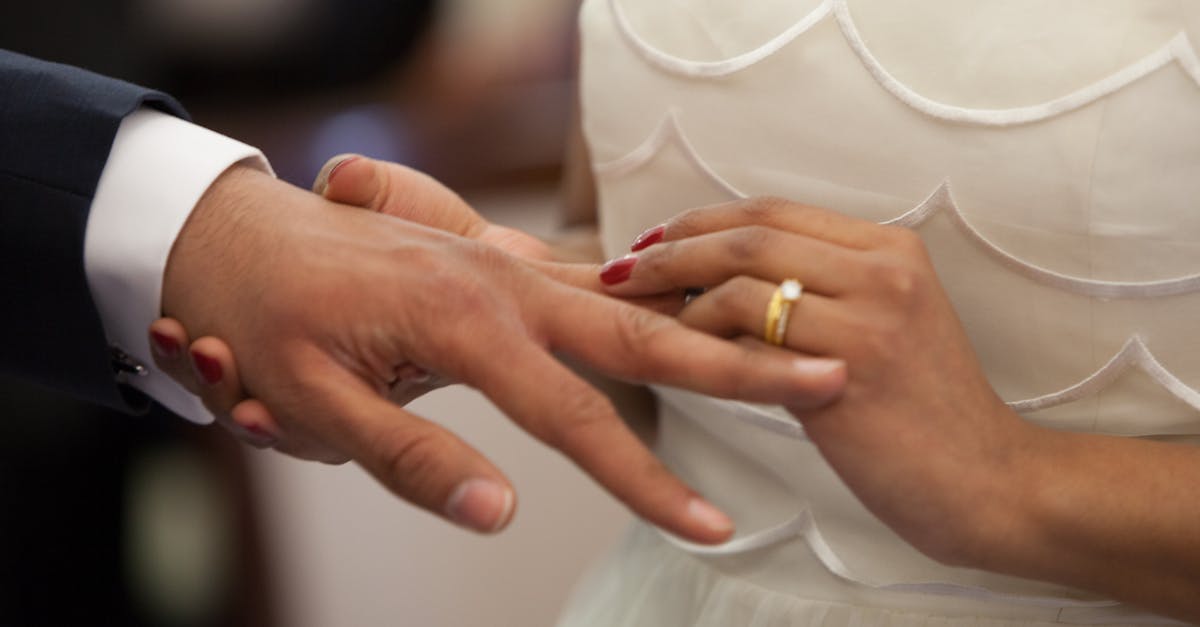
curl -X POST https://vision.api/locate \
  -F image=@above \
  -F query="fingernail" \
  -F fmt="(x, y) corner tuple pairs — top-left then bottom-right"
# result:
(313, 155), (361, 195)
(191, 352), (223, 386)
(327, 156), (359, 186)
(244, 425), (278, 448)
(150, 331), (180, 359)
(446, 479), (515, 533)
(687, 498), (734, 536)
(793, 358), (845, 377)
(600, 255), (638, 285)
(631, 224), (666, 252)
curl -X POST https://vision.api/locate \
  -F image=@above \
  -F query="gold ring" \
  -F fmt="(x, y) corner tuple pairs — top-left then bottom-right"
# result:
(764, 279), (803, 346)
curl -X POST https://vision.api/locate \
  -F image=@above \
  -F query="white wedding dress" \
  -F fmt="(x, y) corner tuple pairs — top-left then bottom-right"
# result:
(557, 0), (1200, 625)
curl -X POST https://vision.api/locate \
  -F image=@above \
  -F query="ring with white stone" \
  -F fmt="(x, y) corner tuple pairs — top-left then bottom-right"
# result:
(764, 279), (804, 346)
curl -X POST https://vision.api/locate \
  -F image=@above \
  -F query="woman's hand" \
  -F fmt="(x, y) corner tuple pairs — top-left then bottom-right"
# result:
(599, 197), (1041, 565)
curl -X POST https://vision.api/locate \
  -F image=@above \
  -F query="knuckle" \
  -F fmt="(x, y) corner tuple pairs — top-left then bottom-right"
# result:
(544, 392), (618, 451)
(725, 226), (773, 262)
(709, 277), (760, 319)
(379, 430), (448, 499)
(740, 196), (787, 225)
(668, 210), (703, 238)
(611, 306), (675, 379)
(638, 240), (677, 276)
(864, 253), (922, 304)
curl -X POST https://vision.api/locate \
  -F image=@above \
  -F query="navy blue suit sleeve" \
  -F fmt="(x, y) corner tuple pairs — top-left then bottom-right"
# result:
(0, 49), (188, 412)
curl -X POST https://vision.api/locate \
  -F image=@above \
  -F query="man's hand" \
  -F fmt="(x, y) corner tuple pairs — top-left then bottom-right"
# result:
(311, 154), (556, 262)
(157, 165), (845, 540)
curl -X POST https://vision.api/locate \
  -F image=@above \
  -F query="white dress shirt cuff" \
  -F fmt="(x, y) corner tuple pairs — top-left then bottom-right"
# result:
(84, 108), (273, 425)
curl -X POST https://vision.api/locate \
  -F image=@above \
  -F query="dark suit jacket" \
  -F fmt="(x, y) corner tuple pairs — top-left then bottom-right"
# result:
(0, 50), (186, 412)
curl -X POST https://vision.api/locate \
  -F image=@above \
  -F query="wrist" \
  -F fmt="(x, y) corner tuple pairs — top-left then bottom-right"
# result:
(161, 164), (277, 327)
(951, 413), (1055, 571)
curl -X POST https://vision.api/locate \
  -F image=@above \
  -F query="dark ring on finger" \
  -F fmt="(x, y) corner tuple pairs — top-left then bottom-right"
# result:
(683, 287), (707, 305)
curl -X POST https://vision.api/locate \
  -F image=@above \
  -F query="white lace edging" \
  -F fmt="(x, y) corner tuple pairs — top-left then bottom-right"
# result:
(608, 0), (1200, 126)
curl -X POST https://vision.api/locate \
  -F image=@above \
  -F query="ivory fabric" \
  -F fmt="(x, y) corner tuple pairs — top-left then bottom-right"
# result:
(561, 0), (1200, 624)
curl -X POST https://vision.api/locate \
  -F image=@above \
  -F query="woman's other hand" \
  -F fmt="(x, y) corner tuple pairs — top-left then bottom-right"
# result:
(599, 197), (1039, 566)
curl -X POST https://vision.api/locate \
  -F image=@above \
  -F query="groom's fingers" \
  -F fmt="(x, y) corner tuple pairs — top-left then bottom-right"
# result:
(542, 286), (847, 409)
(464, 332), (735, 545)
(320, 371), (518, 534)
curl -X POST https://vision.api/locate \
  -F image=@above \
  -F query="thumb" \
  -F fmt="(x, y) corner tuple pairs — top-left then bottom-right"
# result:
(313, 154), (484, 238)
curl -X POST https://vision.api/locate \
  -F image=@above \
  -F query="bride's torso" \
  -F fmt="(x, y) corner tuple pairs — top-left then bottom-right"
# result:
(580, 0), (1200, 620)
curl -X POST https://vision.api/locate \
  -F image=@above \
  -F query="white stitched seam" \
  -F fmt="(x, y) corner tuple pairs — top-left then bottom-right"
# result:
(608, 0), (1200, 126)
(609, 0), (831, 79)
(655, 508), (1118, 608)
(596, 119), (1200, 299)
(908, 183), (1200, 298)
(1010, 335), (1200, 414)
(593, 109), (748, 197)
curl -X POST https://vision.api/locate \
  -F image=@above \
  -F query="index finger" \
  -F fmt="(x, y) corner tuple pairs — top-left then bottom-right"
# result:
(657, 197), (889, 251)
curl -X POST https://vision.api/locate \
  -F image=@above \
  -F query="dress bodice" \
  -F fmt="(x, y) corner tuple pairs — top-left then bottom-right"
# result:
(579, 0), (1200, 618)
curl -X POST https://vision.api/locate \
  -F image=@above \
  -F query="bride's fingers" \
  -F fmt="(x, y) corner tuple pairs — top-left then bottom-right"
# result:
(600, 227), (864, 298)
(148, 318), (201, 395)
(677, 277), (848, 358)
(187, 337), (278, 449)
(186, 337), (242, 414)
(530, 260), (687, 314)
(654, 197), (888, 251)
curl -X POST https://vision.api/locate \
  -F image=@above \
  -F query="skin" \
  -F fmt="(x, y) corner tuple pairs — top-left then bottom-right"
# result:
(156, 150), (1200, 618)
(599, 198), (1200, 623)
(151, 162), (846, 539)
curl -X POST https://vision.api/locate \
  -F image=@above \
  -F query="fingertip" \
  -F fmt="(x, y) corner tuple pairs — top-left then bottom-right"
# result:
(685, 497), (735, 544)
(148, 318), (188, 360)
(444, 478), (517, 534)
(231, 399), (281, 444)
(189, 345), (224, 387)
(319, 156), (384, 208)
(312, 153), (364, 196)
(791, 357), (848, 408)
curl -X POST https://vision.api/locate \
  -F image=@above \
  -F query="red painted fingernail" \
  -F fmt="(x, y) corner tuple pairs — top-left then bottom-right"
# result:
(326, 156), (360, 188)
(244, 425), (277, 447)
(631, 224), (666, 252)
(150, 331), (180, 359)
(245, 425), (271, 438)
(600, 255), (638, 285)
(191, 352), (222, 386)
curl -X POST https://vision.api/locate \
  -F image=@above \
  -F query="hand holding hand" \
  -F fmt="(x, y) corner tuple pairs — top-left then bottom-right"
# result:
(150, 155), (674, 438)
(153, 169), (846, 541)
(150, 155), (550, 422)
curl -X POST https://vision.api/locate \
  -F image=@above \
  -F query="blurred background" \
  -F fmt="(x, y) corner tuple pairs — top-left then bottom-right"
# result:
(0, 1), (632, 625)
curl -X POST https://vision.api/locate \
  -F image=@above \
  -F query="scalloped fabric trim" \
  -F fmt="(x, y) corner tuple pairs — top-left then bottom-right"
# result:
(609, 0), (1200, 126)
